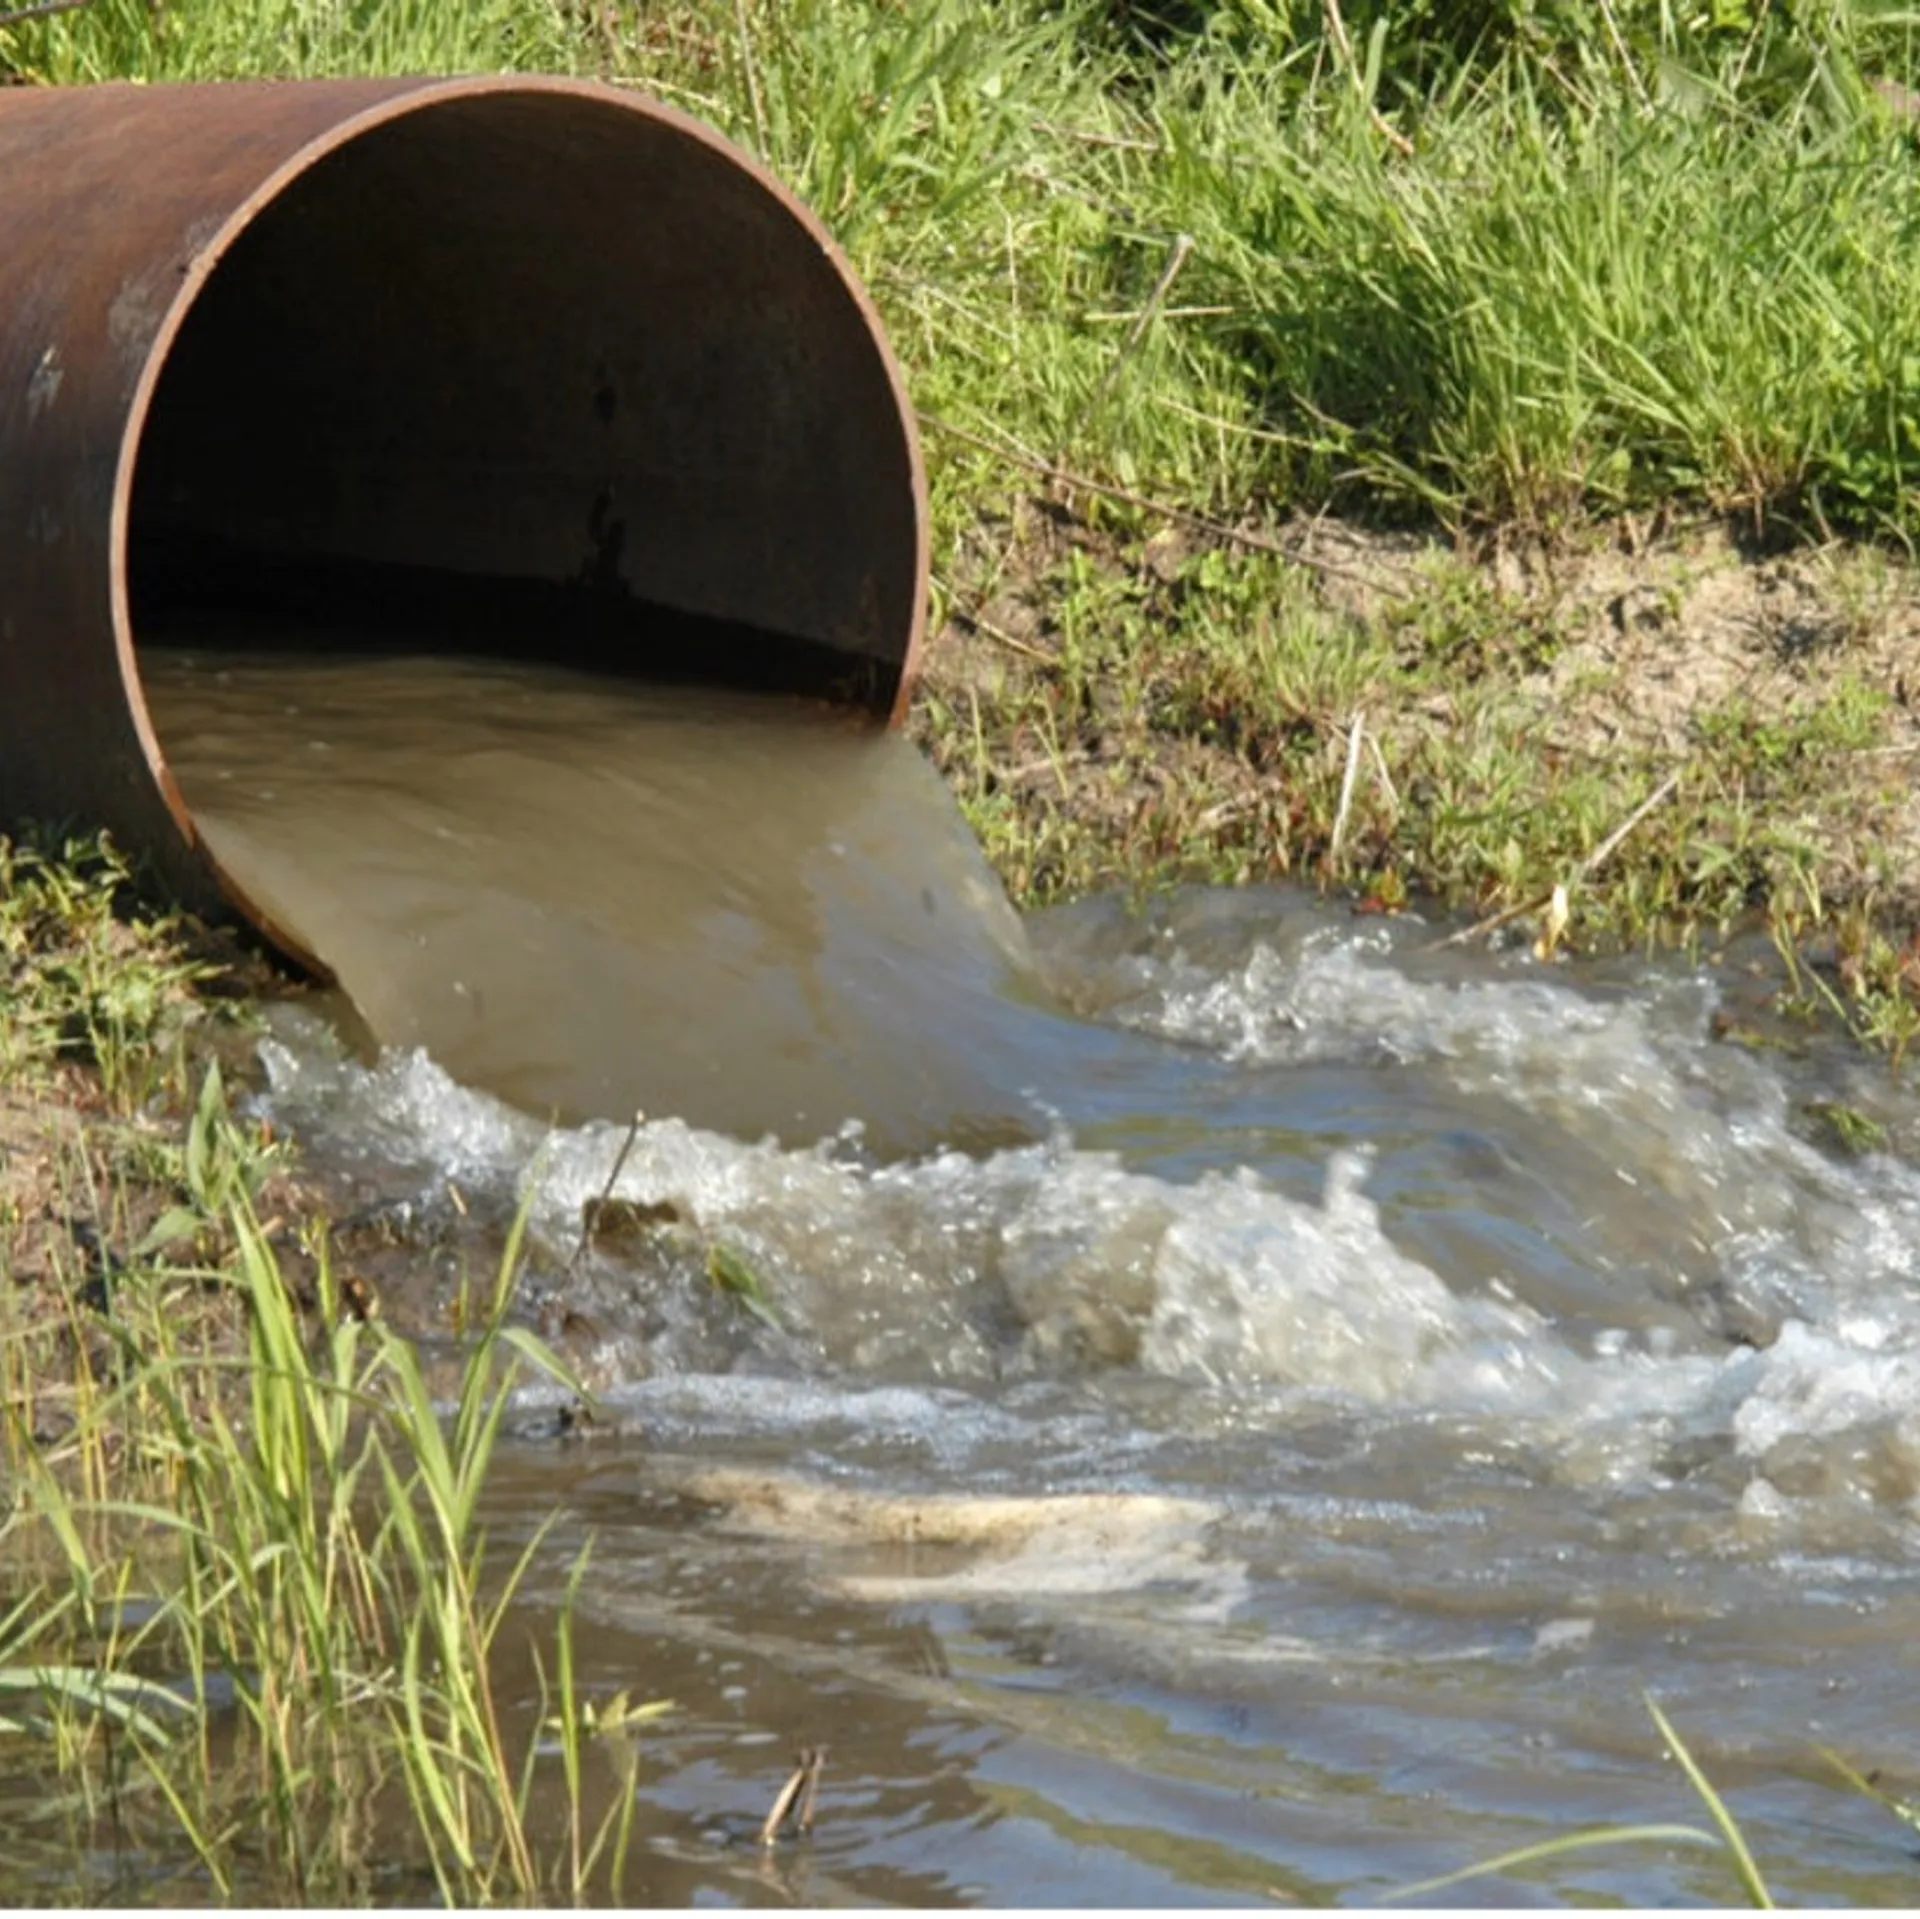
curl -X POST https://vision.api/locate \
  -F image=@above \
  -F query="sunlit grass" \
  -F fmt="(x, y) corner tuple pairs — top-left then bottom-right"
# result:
(1, 1119), (643, 1903)
(12, 1), (1920, 539)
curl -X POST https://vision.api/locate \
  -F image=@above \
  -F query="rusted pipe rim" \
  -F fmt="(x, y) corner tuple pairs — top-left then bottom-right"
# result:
(0, 75), (928, 970)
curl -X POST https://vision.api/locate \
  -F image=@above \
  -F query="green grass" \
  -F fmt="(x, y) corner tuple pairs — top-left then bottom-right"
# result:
(11, 0), (1920, 540)
(2, 1153), (638, 1904)
(0, 838), (639, 1903)
(0, 832), (224, 1110)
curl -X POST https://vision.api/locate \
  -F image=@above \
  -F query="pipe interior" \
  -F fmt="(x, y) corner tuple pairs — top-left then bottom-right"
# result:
(127, 91), (918, 712)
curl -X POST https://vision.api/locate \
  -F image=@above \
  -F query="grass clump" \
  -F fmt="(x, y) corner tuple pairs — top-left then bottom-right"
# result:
(0, 839), (645, 1903)
(2, 1167), (642, 1905)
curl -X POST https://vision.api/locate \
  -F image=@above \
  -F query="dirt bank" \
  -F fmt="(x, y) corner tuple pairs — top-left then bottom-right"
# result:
(910, 510), (1920, 1050)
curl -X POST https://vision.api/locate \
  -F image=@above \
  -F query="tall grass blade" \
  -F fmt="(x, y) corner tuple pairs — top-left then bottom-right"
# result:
(1386, 1822), (1718, 1902)
(1646, 1694), (1775, 1909)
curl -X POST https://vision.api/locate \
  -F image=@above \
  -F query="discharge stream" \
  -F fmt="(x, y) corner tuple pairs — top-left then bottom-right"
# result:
(144, 647), (1061, 1158)
(133, 645), (1920, 1905)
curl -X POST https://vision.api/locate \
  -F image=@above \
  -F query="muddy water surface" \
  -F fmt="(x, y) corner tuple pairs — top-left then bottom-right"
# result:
(144, 651), (1052, 1156)
(144, 649), (1920, 1904)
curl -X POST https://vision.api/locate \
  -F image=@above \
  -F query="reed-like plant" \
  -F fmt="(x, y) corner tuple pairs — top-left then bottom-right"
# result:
(0, 1107), (640, 1904)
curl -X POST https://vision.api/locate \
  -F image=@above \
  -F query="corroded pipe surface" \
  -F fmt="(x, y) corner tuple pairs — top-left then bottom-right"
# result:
(0, 77), (927, 964)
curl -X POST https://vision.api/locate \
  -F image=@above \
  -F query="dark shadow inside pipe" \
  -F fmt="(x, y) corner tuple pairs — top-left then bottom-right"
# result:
(126, 90), (920, 713)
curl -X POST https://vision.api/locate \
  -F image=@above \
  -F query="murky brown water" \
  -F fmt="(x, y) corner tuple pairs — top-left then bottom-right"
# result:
(130, 647), (1920, 1904)
(143, 651), (1050, 1157)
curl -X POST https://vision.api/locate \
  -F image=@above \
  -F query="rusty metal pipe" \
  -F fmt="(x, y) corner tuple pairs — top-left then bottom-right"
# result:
(0, 77), (928, 965)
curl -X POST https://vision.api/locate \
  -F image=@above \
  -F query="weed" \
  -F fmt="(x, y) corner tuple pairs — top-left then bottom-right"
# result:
(0, 1174), (642, 1904)
(0, 833), (220, 1111)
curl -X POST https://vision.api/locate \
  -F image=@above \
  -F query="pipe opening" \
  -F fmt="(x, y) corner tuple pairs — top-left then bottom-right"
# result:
(126, 87), (923, 715)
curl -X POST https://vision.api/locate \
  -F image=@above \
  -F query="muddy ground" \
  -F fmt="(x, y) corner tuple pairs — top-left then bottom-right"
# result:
(913, 512), (1920, 938)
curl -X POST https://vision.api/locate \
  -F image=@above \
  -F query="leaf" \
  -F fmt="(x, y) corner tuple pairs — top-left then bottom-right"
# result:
(135, 1206), (206, 1258)
(1386, 1823), (1718, 1903)
(1818, 1745), (1920, 1835)
(545, 1690), (675, 1739)
(706, 1243), (783, 1331)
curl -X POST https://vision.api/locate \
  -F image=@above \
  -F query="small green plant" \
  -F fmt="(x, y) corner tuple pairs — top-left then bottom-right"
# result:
(706, 1240), (783, 1331)
(1803, 1098), (1890, 1158)
(0, 832), (219, 1110)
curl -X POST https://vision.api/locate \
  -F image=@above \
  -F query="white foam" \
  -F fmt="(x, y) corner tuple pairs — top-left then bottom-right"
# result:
(249, 920), (1920, 1516)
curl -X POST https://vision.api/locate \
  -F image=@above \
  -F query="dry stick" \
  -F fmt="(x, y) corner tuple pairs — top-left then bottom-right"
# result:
(1084, 304), (1234, 324)
(934, 566), (1056, 664)
(1065, 231), (1194, 455)
(966, 606), (1055, 663)
(921, 414), (1412, 597)
(1577, 769), (1686, 877)
(1594, 0), (1653, 113)
(569, 1110), (644, 1271)
(732, 0), (768, 155)
(1427, 769), (1684, 953)
(793, 1745), (827, 1834)
(1327, 712), (1366, 872)
(759, 1747), (827, 1848)
(1320, 0), (1417, 158)
(1366, 730), (1400, 816)
(0, 0), (90, 26)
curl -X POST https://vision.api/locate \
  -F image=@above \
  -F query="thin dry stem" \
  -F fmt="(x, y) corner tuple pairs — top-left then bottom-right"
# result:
(0, 0), (91, 28)
(1327, 712), (1366, 872)
(571, 1111), (644, 1270)
(1066, 231), (1195, 450)
(1321, 0), (1417, 156)
(732, 0), (768, 154)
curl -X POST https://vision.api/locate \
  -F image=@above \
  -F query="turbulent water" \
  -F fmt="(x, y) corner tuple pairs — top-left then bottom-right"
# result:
(144, 649), (1920, 1904)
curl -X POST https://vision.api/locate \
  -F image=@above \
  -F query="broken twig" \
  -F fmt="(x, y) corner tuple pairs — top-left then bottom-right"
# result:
(1574, 769), (1684, 879)
(1065, 230), (1195, 452)
(0, 0), (92, 27)
(962, 606), (1054, 663)
(1326, 711), (1366, 873)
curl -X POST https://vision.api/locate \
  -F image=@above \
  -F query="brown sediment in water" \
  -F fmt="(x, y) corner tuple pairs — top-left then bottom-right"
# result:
(139, 645), (1060, 1158)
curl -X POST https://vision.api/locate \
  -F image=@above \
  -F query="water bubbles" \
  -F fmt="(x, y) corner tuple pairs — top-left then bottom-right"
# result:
(245, 881), (1920, 1552)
